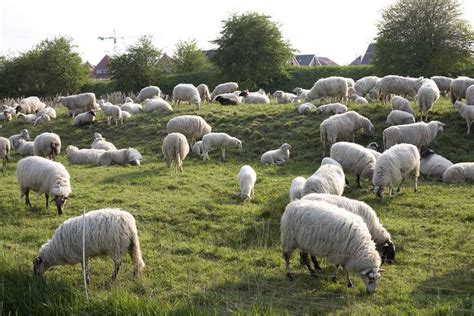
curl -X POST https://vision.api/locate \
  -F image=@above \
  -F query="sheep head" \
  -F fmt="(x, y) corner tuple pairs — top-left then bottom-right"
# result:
(54, 196), (68, 215)
(360, 268), (383, 294)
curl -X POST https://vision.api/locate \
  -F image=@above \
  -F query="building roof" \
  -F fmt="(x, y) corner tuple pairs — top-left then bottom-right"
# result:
(294, 54), (339, 66)
(92, 55), (110, 80)
(95, 55), (110, 70)
(316, 56), (338, 66)
(349, 55), (362, 66)
(360, 43), (375, 65)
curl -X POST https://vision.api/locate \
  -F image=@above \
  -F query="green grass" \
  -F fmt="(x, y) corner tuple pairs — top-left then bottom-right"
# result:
(0, 98), (473, 315)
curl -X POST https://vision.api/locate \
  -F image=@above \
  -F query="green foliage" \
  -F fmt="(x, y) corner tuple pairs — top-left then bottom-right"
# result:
(157, 70), (220, 95)
(109, 36), (162, 93)
(81, 80), (116, 96)
(173, 39), (211, 74)
(374, 0), (474, 76)
(212, 12), (294, 89)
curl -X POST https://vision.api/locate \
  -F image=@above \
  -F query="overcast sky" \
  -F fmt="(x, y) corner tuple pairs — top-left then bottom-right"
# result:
(1, 0), (473, 66)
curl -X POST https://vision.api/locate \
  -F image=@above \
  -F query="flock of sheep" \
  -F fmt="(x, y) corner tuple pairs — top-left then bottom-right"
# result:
(0, 73), (473, 293)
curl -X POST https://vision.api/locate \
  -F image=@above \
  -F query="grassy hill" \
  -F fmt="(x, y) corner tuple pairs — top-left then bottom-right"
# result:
(0, 98), (473, 314)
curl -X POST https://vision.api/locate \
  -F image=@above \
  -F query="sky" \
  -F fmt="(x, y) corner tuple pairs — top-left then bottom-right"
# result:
(1, 0), (473, 66)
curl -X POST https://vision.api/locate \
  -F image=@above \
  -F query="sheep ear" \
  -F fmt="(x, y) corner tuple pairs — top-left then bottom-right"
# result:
(439, 122), (446, 127)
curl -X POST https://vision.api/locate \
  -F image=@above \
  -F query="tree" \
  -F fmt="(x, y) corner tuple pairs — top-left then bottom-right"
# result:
(212, 12), (293, 89)
(374, 0), (474, 76)
(109, 36), (162, 93)
(173, 39), (210, 73)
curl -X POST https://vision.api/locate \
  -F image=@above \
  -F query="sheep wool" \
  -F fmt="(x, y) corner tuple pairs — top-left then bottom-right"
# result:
(15, 96), (46, 114)
(17, 113), (37, 124)
(416, 79), (440, 121)
(97, 148), (142, 166)
(66, 145), (105, 165)
(121, 102), (143, 114)
(197, 83), (211, 102)
(298, 103), (315, 114)
(378, 75), (424, 102)
(33, 132), (61, 159)
(289, 176), (307, 201)
(273, 90), (299, 103)
(9, 129), (30, 150)
(390, 96), (415, 115)
(383, 121), (445, 149)
(210, 82), (239, 100)
(162, 133), (190, 172)
(55, 93), (97, 117)
(143, 98), (173, 113)
(386, 110), (416, 126)
(0, 137), (11, 173)
(166, 115), (212, 142)
(453, 101), (474, 134)
(238, 165), (257, 202)
(354, 76), (379, 97)
(450, 77), (474, 103)
(33, 114), (51, 126)
(37, 106), (57, 119)
(316, 103), (348, 114)
(172, 84), (201, 109)
(261, 143), (292, 165)
(466, 85), (474, 105)
(442, 163), (474, 184)
(137, 86), (161, 102)
(192, 141), (203, 157)
(430, 76), (453, 95)
(419, 147), (453, 181)
(91, 133), (117, 151)
(239, 91), (270, 104)
(74, 110), (96, 127)
(99, 101), (123, 126)
(305, 77), (348, 102)
(302, 163), (346, 196)
(17, 139), (35, 157)
(201, 132), (242, 161)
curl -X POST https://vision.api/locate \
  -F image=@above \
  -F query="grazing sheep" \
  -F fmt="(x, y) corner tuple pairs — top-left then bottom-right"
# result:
(281, 199), (383, 293)
(9, 129), (30, 150)
(162, 133), (190, 172)
(137, 86), (161, 102)
(17, 139), (34, 157)
(172, 84), (201, 109)
(467, 85), (474, 105)
(416, 79), (440, 121)
(17, 113), (37, 124)
(238, 165), (257, 202)
(378, 75), (424, 102)
(453, 101), (474, 134)
(289, 176), (307, 201)
(197, 83), (211, 102)
(383, 121), (445, 149)
(442, 163), (474, 183)
(74, 110), (96, 127)
(344, 78), (355, 88)
(143, 98), (173, 113)
(33, 132), (61, 160)
(192, 141), (203, 157)
(166, 115), (212, 143)
(419, 146), (453, 181)
(121, 102), (143, 114)
(16, 156), (71, 214)
(348, 88), (369, 104)
(431, 76), (453, 96)
(37, 106), (57, 119)
(354, 76), (379, 97)
(450, 77), (474, 103)
(33, 208), (145, 282)
(261, 143), (292, 165)
(91, 133), (117, 151)
(386, 110), (416, 126)
(367, 142), (380, 152)
(320, 111), (374, 156)
(0, 111), (12, 122)
(321, 157), (343, 168)
(302, 163), (346, 196)
(316, 103), (347, 114)
(65, 145), (105, 165)
(15, 96), (46, 114)
(373, 143), (420, 198)
(32, 114), (51, 126)
(99, 100), (123, 126)
(55, 93), (97, 117)
(298, 102), (315, 114)
(210, 82), (239, 100)
(121, 110), (132, 121)
(390, 95), (415, 115)
(273, 90), (299, 103)
(293, 87), (310, 100)
(239, 91), (270, 104)
(214, 94), (239, 105)
(97, 148), (142, 166)
(201, 132), (242, 161)
(305, 76), (348, 102)
(0, 137), (10, 173)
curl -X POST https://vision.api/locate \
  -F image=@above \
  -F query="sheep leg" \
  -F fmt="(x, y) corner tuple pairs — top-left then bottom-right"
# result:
(2, 160), (5, 173)
(397, 178), (405, 192)
(81, 259), (90, 284)
(332, 266), (339, 282)
(310, 255), (323, 271)
(356, 174), (361, 188)
(111, 260), (121, 280)
(107, 117), (111, 125)
(344, 270), (353, 287)
(414, 175), (418, 192)
(300, 252), (316, 276)
(25, 189), (32, 208)
(467, 119), (471, 134)
(283, 251), (294, 280)
(221, 148), (226, 160)
(45, 194), (49, 208)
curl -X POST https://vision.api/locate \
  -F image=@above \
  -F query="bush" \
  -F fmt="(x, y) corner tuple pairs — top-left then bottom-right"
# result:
(81, 80), (116, 96)
(156, 70), (220, 95)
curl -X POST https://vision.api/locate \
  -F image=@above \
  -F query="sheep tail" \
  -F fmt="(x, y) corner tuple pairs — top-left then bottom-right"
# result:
(130, 229), (145, 276)
(175, 141), (182, 171)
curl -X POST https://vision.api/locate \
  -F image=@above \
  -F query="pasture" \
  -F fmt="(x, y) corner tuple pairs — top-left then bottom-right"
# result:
(0, 98), (473, 314)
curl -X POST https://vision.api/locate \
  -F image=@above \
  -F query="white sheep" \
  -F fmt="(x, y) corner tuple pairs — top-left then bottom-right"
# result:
(390, 95), (415, 115)
(162, 133), (190, 172)
(97, 148), (142, 166)
(197, 83), (211, 102)
(453, 101), (474, 134)
(281, 199), (383, 292)
(16, 156), (71, 214)
(0, 137), (11, 173)
(293, 87), (310, 100)
(192, 141), (203, 157)
(17, 139), (34, 157)
(213, 93), (241, 105)
(386, 110), (416, 126)
(289, 176), (306, 201)
(0, 111), (12, 122)
(320, 111), (374, 156)
(91, 133), (117, 151)
(302, 162), (346, 196)
(316, 103), (348, 114)
(17, 113), (37, 124)
(172, 84), (201, 109)
(273, 90), (299, 103)
(298, 102), (315, 114)
(166, 115), (212, 143)
(348, 88), (369, 104)
(416, 79), (440, 121)
(344, 78), (355, 88)
(210, 82), (239, 100)
(9, 129), (30, 150)
(321, 157), (343, 168)
(419, 146), (453, 181)
(99, 100), (123, 126)
(121, 110), (132, 121)
(65, 145), (105, 165)
(366, 142), (380, 153)
(383, 121), (445, 149)
(261, 143), (292, 165)
(467, 85), (474, 105)
(33, 132), (61, 159)
(450, 77), (474, 103)
(74, 110), (96, 127)
(32, 114), (50, 126)
(430, 76), (453, 96)
(239, 91), (270, 104)
(373, 143), (420, 198)
(55, 93), (97, 117)
(201, 132), (242, 161)
(33, 208), (145, 282)
(37, 106), (57, 119)
(137, 86), (161, 102)
(442, 163), (474, 184)
(238, 165), (257, 202)
(15, 96), (46, 114)
(305, 76), (348, 102)
(378, 75), (424, 102)
(354, 76), (379, 97)
(121, 102), (143, 114)
(143, 98), (173, 113)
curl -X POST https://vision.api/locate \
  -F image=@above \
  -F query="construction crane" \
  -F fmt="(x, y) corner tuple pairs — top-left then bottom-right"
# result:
(98, 29), (124, 54)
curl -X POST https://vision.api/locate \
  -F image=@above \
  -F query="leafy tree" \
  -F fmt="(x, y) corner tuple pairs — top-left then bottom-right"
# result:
(173, 39), (210, 73)
(109, 36), (162, 93)
(374, 0), (474, 76)
(212, 12), (293, 89)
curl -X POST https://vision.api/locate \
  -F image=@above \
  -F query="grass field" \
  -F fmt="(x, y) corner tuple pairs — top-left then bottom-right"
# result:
(0, 97), (473, 315)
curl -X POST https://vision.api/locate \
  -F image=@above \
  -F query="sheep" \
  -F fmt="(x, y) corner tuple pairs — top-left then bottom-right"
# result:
(238, 165), (257, 202)
(378, 75), (424, 102)
(0, 111), (12, 122)
(366, 142), (382, 159)
(65, 145), (105, 165)
(192, 141), (203, 157)
(289, 176), (307, 201)
(17, 139), (35, 157)
(344, 78), (355, 88)
(17, 113), (37, 124)
(302, 193), (395, 264)
(143, 98), (173, 113)
(37, 106), (57, 119)
(214, 94), (239, 106)
(305, 76), (348, 102)
(373, 143), (420, 198)
(319, 111), (374, 156)
(298, 102), (316, 114)
(32, 114), (51, 126)
(9, 129), (30, 150)
(166, 115), (212, 143)
(382, 121), (445, 149)
(330, 142), (378, 187)
(281, 199), (383, 293)
(348, 87), (368, 104)
(172, 84), (201, 109)
(273, 90), (299, 103)
(315, 103), (347, 114)
(55, 93), (97, 117)
(137, 86), (161, 102)
(16, 156), (71, 214)
(442, 163), (474, 183)
(467, 85), (474, 105)
(98, 100), (123, 126)
(91, 133), (117, 151)
(74, 110), (96, 127)
(197, 83), (211, 102)
(33, 132), (61, 160)
(302, 163), (346, 196)
(419, 146), (453, 181)
(450, 77), (474, 103)
(97, 148), (142, 166)
(354, 76), (379, 97)
(239, 91), (270, 104)
(162, 133), (190, 172)
(390, 95), (415, 115)
(0, 137), (10, 173)
(293, 87), (310, 100)
(321, 157), (343, 168)
(33, 208), (145, 282)
(15, 96), (46, 114)
(430, 76), (453, 96)
(121, 102), (142, 114)
(386, 110), (416, 126)
(415, 79), (440, 121)
(453, 101), (474, 134)
(121, 110), (132, 121)
(261, 143), (292, 165)
(210, 82), (239, 100)
(201, 132), (242, 161)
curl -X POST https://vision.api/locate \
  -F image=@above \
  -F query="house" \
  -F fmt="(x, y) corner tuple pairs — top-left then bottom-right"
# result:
(291, 54), (339, 67)
(350, 43), (375, 66)
(158, 53), (175, 73)
(92, 55), (110, 80)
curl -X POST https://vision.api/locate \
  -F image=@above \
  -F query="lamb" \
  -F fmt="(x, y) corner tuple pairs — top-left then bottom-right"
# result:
(390, 95), (415, 115)
(9, 129), (30, 149)
(33, 208), (145, 282)
(366, 142), (380, 152)
(238, 165), (257, 202)
(0, 111), (12, 122)
(162, 133), (190, 172)
(450, 77), (474, 103)
(302, 162), (346, 196)
(99, 100), (123, 126)
(17, 113), (37, 124)
(214, 94), (239, 105)
(348, 88), (369, 104)
(16, 156), (71, 214)
(17, 139), (35, 157)
(201, 132), (242, 161)
(15, 96), (46, 114)
(137, 85), (161, 102)
(273, 90), (299, 103)
(289, 176), (307, 201)
(373, 143), (420, 198)
(0, 137), (10, 173)
(386, 110), (416, 126)
(354, 76), (379, 97)
(261, 143), (292, 165)
(55, 93), (97, 117)
(166, 115), (212, 143)
(298, 102), (316, 114)
(65, 145), (105, 165)
(442, 163), (474, 183)
(37, 106), (57, 119)
(210, 82), (239, 100)
(91, 133), (117, 151)
(192, 141), (203, 157)
(305, 76), (348, 102)
(382, 121), (445, 149)
(419, 146), (453, 181)
(33, 132), (61, 160)
(121, 102), (143, 114)
(453, 101), (474, 134)
(197, 83), (211, 102)
(239, 91), (270, 104)
(97, 148), (142, 166)
(293, 87), (310, 99)
(467, 85), (474, 105)
(74, 110), (96, 127)
(32, 114), (51, 126)
(281, 199), (383, 293)
(315, 103), (347, 114)
(143, 98), (173, 113)
(378, 75), (424, 102)
(430, 76), (453, 96)
(330, 142), (378, 187)
(121, 110), (132, 121)
(319, 111), (374, 156)
(172, 84), (201, 109)
(415, 79), (440, 121)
